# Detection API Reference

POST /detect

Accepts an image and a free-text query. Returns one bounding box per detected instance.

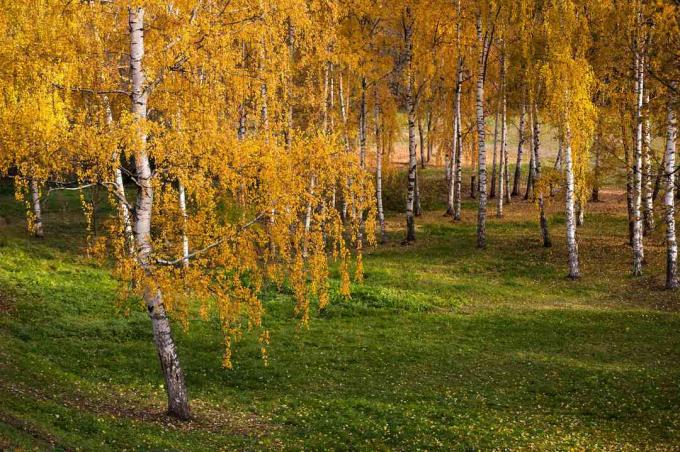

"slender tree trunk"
[490,99,500,199]
[260,83,269,137]
[285,18,295,150]
[30,179,44,238]
[524,148,534,200]
[533,102,551,247]
[642,93,654,235]
[418,116,426,169]
[338,73,350,221]
[414,165,422,217]
[426,110,433,164]
[554,139,563,170]
[129,8,190,421]
[237,103,247,141]
[591,130,601,202]
[512,96,526,197]
[415,121,423,216]
[576,201,584,227]
[452,0,463,222]
[652,150,666,202]
[104,96,134,252]
[663,90,678,289]
[374,87,386,243]
[178,183,189,268]
[338,74,351,153]
[453,59,463,221]
[622,111,635,246]
[359,76,367,168]
[564,127,580,279]
[632,51,645,276]
[475,15,489,249]
[404,8,417,243]
[496,47,506,218]
[446,83,459,217]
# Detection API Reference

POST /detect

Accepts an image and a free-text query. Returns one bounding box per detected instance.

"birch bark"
[129,7,190,420]
[663,91,678,289]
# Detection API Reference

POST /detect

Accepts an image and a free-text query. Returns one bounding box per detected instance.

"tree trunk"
[446,81,459,217]
[496,47,506,218]
[512,94,526,197]
[591,125,601,202]
[564,127,580,279]
[475,14,488,249]
[285,19,295,150]
[576,201,584,227]
[338,73,350,222]
[30,179,44,238]
[414,165,422,217]
[237,103,247,141]
[418,116,426,169]
[452,0,463,222]
[642,93,654,235]
[359,76,367,168]
[129,7,190,421]
[554,138,563,171]
[533,102,551,247]
[652,150,666,202]
[426,110,433,164]
[622,112,635,246]
[404,7,417,243]
[178,183,190,268]
[490,98,499,199]
[663,91,678,289]
[453,58,463,221]
[632,51,645,276]
[104,96,134,252]
[374,87,386,243]
[524,148,534,200]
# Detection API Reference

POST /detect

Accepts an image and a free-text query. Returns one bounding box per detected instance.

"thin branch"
[155,212,266,266]
[52,83,130,97]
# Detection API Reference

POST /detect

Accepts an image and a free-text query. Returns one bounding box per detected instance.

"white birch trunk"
[642,93,654,235]
[533,104,551,248]
[453,61,463,221]
[512,96,526,197]
[632,51,645,276]
[664,91,678,288]
[452,0,463,222]
[178,183,189,269]
[496,52,508,218]
[359,77,367,168]
[404,8,417,243]
[30,179,44,238]
[374,87,386,243]
[490,99,499,199]
[475,15,488,248]
[447,80,459,217]
[496,47,506,218]
[564,127,580,279]
[129,7,190,420]
[104,96,135,253]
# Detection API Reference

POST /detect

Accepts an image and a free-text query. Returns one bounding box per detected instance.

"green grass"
[0,178,679,450]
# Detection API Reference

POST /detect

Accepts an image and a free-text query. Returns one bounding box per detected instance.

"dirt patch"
[0,411,63,449]
[0,290,16,313]
[1,379,279,440]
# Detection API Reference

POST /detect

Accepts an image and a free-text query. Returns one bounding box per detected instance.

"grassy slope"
[0,174,679,450]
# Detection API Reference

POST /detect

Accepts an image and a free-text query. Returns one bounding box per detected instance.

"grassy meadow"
[1,170,679,450]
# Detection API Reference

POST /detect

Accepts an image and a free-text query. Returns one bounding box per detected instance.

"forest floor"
[0,170,679,450]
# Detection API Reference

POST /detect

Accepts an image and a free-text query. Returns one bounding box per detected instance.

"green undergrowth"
[0,178,679,450]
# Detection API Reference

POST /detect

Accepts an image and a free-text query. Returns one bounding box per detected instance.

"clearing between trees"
[1,175,678,450]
